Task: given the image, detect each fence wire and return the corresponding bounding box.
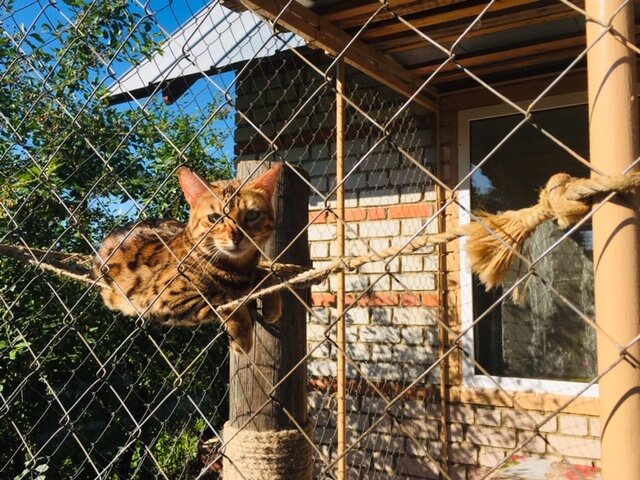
[1,0,638,479]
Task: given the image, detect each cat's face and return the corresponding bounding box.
[178,164,281,262]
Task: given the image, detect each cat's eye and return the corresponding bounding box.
[245,210,261,222]
[208,213,222,223]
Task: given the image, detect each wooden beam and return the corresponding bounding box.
[238,0,438,112]
[377,2,583,53]
[360,0,542,41]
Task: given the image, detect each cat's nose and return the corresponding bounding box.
[231,231,244,246]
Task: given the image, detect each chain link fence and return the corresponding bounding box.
[1,0,638,479]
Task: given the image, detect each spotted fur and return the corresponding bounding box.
[92,164,283,353]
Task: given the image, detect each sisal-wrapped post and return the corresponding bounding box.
[222,160,312,480]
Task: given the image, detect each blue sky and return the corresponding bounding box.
[3,0,237,159]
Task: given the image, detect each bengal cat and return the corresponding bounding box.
[92,164,283,353]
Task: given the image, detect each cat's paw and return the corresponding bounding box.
[262,293,282,324]
[226,310,254,354]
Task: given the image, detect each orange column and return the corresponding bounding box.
[586,1,640,479]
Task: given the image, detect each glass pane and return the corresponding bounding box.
[470,104,597,382]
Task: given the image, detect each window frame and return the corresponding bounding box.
[457,91,599,397]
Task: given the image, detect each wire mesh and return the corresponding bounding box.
[1,0,638,479]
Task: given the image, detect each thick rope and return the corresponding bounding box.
[222,422,313,480]
[3,172,640,311]
[465,172,640,288]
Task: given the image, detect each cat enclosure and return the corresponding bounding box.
[1,0,639,479]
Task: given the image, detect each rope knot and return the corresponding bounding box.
[539,173,591,229]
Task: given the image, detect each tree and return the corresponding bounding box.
[0,1,231,477]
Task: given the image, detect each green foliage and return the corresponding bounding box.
[0,1,231,477]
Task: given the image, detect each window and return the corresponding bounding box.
[458,94,598,396]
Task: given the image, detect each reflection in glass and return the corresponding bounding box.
[470,104,596,382]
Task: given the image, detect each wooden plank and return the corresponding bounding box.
[410,34,586,77]
[414,24,640,82]
[377,2,583,53]
[359,0,542,40]
[238,0,438,112]
[431,46,585,84]
[319,0,468,29]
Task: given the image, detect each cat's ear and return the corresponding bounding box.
[250,163,283,200]
[178,167,212,208]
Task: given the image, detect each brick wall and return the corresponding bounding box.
[234,57,601,479]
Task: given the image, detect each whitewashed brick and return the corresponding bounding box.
[345,239,369,256]
[346,326,359,342]
[467,425,517,448]
[450,405,475,425]
[370,307,393,325]
[589,417,601,437]
[366,170,390,188]
[360,326,401,343]
[309,307,330,324]
[308,324,329,341]
[307,159,334,177]
[282,146,311,163]
[401,327,425,345]
[369,238,391,252]
[345,307,369,325]
[449,442,478,465]
[359,189,400,206]
[479,447,506,468]
[522,433,546,454]
[424,189,437,201]
[344,172,366,190]
[346,343,370,361]
[401,218,428,235]
[394,344,433,363]
[311,141,333,160]
[311,176,328,193]
[404,363,436,382]
[361,362,402,381]
[395,455,438,478]
[371,344,393,362]
[423,254,438,271]
[501,410,556,432]
[358,219,400,237]
[476,407,501,427]
[399,188,424,204]
[395,307,437,326]
[392,272,436,291]
[370,274,391,291]
[308,224,335,241]
[401,255,423,272]
[359,258,399,274]
[345,274,369,292]
[547,434,601,459]
[310,241,329,258]
[310,342,332,358]
[559,415,589,436]
[308,360,336,377]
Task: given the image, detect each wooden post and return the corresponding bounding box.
[224,160,311,478]
[335,59,347,480]
[585,1,640,479]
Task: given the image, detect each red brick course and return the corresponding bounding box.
[309,202,431,224]
[312,291,439,307]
